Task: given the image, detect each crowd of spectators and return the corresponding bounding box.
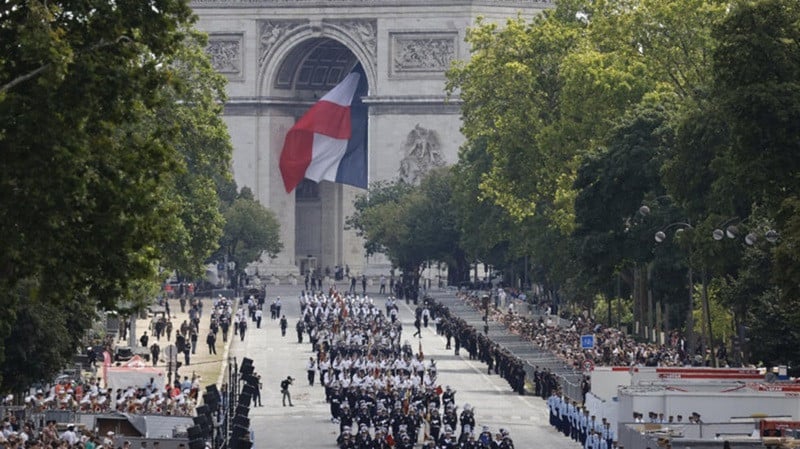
[0,293,243,449]
[1,418,105,449]
[19,376,199,417]
[457,291,705,373]
[0,416,192,449]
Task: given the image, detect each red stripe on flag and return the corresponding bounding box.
[279,99,353,193]
[294,100,352,139]
[279,129,314,193]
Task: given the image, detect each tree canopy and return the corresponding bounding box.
[439,0,800,366]
[0,0,234,391]
[212,186,283,288]
[348,170,465,279]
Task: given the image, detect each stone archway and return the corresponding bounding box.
[257,20,377,98]
[195,1,548,278]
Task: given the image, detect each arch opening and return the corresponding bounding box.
[274,37,365,277]
[275,38,361,95]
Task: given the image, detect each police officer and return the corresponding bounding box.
[428,408,442,442]
[306,357,317,386]
[460,403,476,436]
[580,409,590,445]
[499,429,514,449]
[547,390,559,428]
[602,419,615,449]
[442,385,456,408]
[585,429,601,449]
[563,398,574,437]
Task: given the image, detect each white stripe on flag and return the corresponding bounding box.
[320,73,361,107]
[304,133,349,182]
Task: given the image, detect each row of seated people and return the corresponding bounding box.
[23,378,198,416]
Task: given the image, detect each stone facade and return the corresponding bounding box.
[192,0,549,277]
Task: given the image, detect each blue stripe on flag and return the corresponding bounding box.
[335,66,368,189]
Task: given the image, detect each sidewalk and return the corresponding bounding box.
[130,296,226,388]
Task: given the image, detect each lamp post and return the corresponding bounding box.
[643,196,782,366]
[712,220,779,245]
[711,218,780,366]
[653,221,697,359]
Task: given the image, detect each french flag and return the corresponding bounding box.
[279,70,368,193]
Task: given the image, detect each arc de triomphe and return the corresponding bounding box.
[193,0,547,278]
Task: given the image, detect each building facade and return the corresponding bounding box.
[192,0,549,278]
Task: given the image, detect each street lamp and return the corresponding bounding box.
[765,229,780,243]
[711,217,780,245]
[636,201,691,341]
[711,217,780,365]
[650,220,698,360]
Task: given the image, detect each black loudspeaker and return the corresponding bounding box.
[202,393,218,410]
[231,424,248,439]
[241,374,259,386]
[240,358,254,376]
[187,425,205,440]
[235,404,249,418]
[205,385,221,404]
[241,384,257,396]
[232,415,249,428]
[193,414,210,432]
[196,405,210,417]
[231,438,252,449]
[237,392,251,408]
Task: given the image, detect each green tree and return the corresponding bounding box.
[215,188,283,287]
[348,170,463,284]
[711,0,800,211]
[709,0,800,305]
[446,11,582,219]
[656,0,800,364]
[0,0,232,391]
[157,30,233,279]
[1,280,96,393]
[347,181,415,257]
[572,103,695,337]
[451,137,513,284]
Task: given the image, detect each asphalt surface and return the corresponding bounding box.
[227,284,581,449]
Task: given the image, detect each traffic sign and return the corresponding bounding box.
[580,334,595,349]
[165,344,178,363]
[583,359,595,372]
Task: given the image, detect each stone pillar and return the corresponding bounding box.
[341,184,366,273]
[319,182,339,275]
[255,113,299,277]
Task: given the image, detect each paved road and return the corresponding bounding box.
[228,284,580,449]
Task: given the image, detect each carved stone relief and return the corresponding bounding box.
[326,19,377,67]
[259,20,306,67]
[206,35,243,76]
[399,124,445,184]
[391,32,457,75]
